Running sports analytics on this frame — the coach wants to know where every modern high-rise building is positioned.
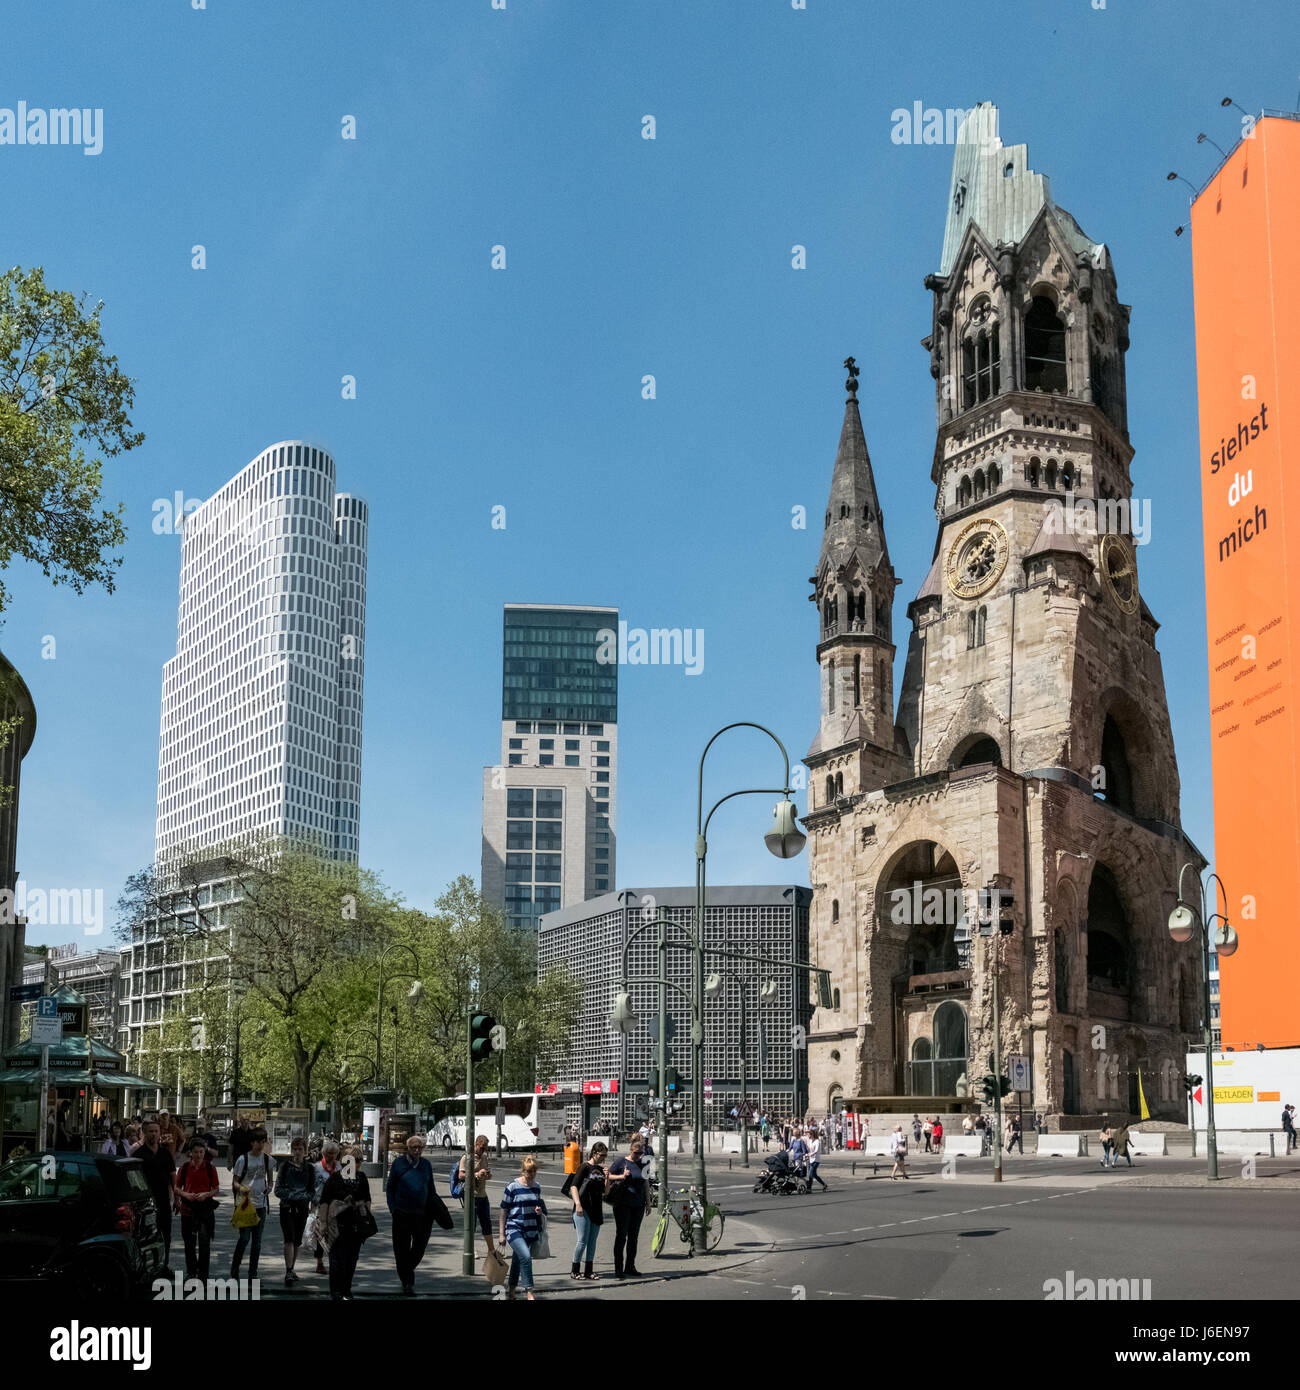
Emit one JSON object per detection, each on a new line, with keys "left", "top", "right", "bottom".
{"left": 124, "top": 441, "right": 367, "bottom": 1100}
{"left": 155, "top": 440, "right": 368, "bottom": 869}
{"left": 482, "top": 604, "right": 618, "bottom": 929}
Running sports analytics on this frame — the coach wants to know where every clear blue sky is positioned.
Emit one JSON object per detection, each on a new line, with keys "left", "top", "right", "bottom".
{"left": 3, "top": 0, "right": 1294, "bottom": 942}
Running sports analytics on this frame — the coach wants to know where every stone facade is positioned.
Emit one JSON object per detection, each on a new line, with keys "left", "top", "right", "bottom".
{"left": 803, "top": 105, "right": 1205, "bottom": 1125}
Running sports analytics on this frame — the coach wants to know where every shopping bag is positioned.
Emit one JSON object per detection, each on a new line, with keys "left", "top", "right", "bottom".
{"left": 302, "top": 1211, "right": 316, "bottom": 1248}
{"left": 533, "top": 1212, "right": 551, "bottom": 1260}
{"left": 231, "top": 1193, "right": 259, "bottom": 1229}
{"left": 483, "top": 1242, "right": 509, "bottom": 1285}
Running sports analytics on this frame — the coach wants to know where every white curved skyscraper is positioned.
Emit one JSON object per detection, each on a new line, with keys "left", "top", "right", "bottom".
{"left": 155, "top": 440, "right": 368, "bottom": 870}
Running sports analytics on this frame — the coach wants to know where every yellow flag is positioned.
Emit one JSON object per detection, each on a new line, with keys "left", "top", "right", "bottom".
{"left": 1137, "top": 1067, "right": 1151, "bottom": 1121}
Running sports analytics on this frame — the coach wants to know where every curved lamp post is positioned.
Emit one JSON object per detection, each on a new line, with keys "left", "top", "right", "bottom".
{"left": 694, "top": 722, "right": 805, "bottom": 1250}
{"left": 1169, "top": 864, "right": 1238, "bottom": 1181}
{"left": 376, "top": 944, "right": 423, "bottom": 1090}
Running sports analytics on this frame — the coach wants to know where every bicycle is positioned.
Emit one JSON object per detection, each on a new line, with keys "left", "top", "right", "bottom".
{"left": 651, "top": 1185, "right": 724, "bottom": 1256}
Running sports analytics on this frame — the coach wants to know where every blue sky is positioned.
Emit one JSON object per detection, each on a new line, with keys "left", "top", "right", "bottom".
{"left": 2, "top": 0, "right": 1294, "bottom": 942}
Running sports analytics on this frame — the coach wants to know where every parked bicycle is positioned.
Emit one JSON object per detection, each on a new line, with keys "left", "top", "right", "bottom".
{"left": 651, "top": 1185, "right": 724, "bottom": 1256}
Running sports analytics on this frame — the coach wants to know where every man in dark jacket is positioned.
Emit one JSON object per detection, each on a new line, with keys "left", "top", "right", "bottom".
{"left": 386, "top": 1133, "right": 437, "bottom": 1295}
{"left": 136, "top": 1119, "right": 178, "bottom": 1268}
{"left": 228, "top": 1115, "right": 253, "bottom": 1171}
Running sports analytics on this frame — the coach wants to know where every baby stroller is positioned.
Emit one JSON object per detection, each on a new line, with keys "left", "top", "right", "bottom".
{"left": 753, "top": 1148, "right": 808, "bottom": 1196}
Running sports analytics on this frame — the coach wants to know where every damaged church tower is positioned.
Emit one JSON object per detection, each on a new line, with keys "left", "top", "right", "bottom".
{"left": 803, "top": 104, "right": 1205, "bottom": 1124}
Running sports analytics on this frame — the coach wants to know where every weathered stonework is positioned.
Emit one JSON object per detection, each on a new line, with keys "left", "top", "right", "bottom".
{"left": 804, "top": 106, "right": 1205, "bottom": 1125}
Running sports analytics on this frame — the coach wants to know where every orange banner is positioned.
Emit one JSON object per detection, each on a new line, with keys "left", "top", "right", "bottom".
{"left": 1191, "top": 115, "right": 1300, "bottom": 1049}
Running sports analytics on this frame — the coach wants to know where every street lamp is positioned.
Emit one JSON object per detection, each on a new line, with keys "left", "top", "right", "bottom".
{"left": 757, "top": 978, "right": 779, "bottom": 1123}
{"left": 694, "top": 722, "right": 805, "bottom": 1251}
{"left": 375, "top": 943, "right": 422, "bottom": 1089}
{"left": 1169, "top": 864, "right": 1238, "bottom": 1181}
{"left": 704, "top": 964, "right": 756, "bottom": 1168}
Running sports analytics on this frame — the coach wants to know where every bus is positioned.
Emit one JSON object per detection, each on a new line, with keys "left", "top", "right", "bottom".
{"left": 424, "top": 1092, "right": 569, "bottom": 1150}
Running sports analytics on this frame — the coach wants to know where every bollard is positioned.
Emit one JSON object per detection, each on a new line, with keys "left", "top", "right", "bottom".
{"left": 851, "top": 1160, "right": 856, "bottom": 1175}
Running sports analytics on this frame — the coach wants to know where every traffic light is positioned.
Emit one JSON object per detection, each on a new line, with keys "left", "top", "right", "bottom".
{"left": 997, "top": 890, "right": 1015, "bottom": 936}
{"left": 664, "top": 1067, "right": 684, "bottom": 1094}
{"left": 647, "top": 1068, "right": 659, "bottom": 1096}
{"left": 1183, "top": 1073, "right": 1202, "bottom": 1096}
{"left": 470, "top": 1012, "right": 497, "bottom": 1062}
{"left": 980, "top": 1073, "right": 1011, "bottom": 1103}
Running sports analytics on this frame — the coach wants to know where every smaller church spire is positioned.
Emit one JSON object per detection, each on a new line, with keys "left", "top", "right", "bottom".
{"left": 818, "top": 356, "right": 889, "bottom": 578}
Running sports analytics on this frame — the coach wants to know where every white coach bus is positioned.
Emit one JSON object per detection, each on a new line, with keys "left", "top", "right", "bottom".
{"left": 424, "top": 1092, "right": 569, "bottom": 1150}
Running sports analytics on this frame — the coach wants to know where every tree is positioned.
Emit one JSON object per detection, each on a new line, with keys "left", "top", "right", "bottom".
{"left": 0, "top": 265, "right": 144, "bottom": 615}
{"left": 387, "top": 877, "right": 581, "bottom": 1106}
{"left": 116, "top": 839, "right": 404, "bottom": 1107}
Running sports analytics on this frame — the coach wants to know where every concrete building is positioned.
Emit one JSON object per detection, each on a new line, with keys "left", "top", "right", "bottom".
{"left": 0, "top": 652, "right": 36, "bottom": 1054}
{"left": 22, "top": 945, "right": 124, "bottom": 1047}
{"left": 123, "top": 441, "right": 368, "bottom": 1094}
{"left": 537, "top": 886, "right": 813, "bottom": 1127}
{"left": 482, "top": 605, "right": 618, "bottom": 928}
{"left": 803, "top": 105, "right": 1204, "bottom": 1125}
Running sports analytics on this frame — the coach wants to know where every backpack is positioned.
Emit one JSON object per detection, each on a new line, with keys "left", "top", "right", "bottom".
{"left": 450, "top": 1161, "right": 465, "bottom": 1201}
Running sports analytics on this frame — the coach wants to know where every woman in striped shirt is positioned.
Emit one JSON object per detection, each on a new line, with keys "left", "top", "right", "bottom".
{"left": 499, "top": 1155, "right": 547, "bottom": 1301}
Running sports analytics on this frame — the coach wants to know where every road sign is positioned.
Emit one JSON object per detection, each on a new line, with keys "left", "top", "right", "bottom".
{"left": 37, "top": 996, "right": 59, "bottom": 1019}
{"left": 32, "top": 1016, "right": 62, "bottom": 1046}
{"left": 8, "top": 983, "right": 41, "bottom": 1003}
{"left": 1007, "top": 1054, "right": 1031, "bottom": 1091}
{"left": 495, "top": 1105, "right": 505, "bottom": 1126}
{"left": 648, "top": 1016, "right": 677, "bottom": 1043}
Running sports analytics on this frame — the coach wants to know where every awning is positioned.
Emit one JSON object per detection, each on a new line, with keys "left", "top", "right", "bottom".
{"left": 0, "top": 1067, "right": 156, "bottom": 1088}
{"left": 90, "top": 1071, "right": 157, "bottom": 1089}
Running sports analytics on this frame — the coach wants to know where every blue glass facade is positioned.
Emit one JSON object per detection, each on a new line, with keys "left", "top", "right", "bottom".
{"left": 501, "top": 607, "right": 617, "bottom": 724}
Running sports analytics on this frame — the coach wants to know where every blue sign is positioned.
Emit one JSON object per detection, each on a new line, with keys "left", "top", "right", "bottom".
{"left": 7, "top": 983, "right": 41, "bottom": 1003}
{"left": 37, "top": 996, "right": 59, "bottom": 1019}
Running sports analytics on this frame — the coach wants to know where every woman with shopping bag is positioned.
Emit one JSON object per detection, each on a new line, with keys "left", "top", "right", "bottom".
{"left": 498, "top": 1155, "right": 547, "bottom": 1301}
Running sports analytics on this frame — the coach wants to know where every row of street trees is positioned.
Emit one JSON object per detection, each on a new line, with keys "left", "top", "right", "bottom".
{"left": 116, "top": 841, "right": 580, "bottom": 1116}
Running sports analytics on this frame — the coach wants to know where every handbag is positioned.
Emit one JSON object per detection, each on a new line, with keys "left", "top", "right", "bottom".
{"left": 427, "top": 1184, "right": 454, "bottom": 1231}
{"left": 483, "top": 1242, "right": 509, "bottom": 1285}
{"left": 533, "top": 1210, "right": 551, "bottom": 1260}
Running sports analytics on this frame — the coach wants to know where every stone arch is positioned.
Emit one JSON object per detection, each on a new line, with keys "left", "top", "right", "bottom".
{"left": 1091, "top": 688, "right": 1165, "bottom": 821}
{"left": 1086, "top": 862, "right": 1132, "bottom": 994}
{"left": 1053, "top": 876, "right": 1081, "bottom": 1014}
{"left": 948, "top": 731, "right": 1004, "bottom": 770}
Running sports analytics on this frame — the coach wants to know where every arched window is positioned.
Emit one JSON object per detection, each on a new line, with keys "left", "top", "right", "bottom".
{"left": 955, "top": 736, "right": 1000, "bottom": 768}
{"left": 1087, "top": 865, "right": 1130, "bottom": 991}
{"left": 976, "top": 606, "right": 987, "bottom": 646}
{"left": 967, "top": 610, "right": 977, "bottom": 649}
{"left": 1025, "top": 293, "right": 1067, "bottom": 392}
{"left": 831, "top": 899, "right": 839, "bottom": 923}
{"left": 961, "top": 339, "right": 977, "bottom": 409}
{"left": 958, "top": 475, "right": 972, "bottom": 506}
{"left": 1061, "top": 460, "right": 1075, "bottom": 490}
{"left": 1098, "top": 714, "right": 1135, "bottom": 814}
{"left": 1045, "top": 461, "right": 1058, "bottom": 490}
{"left": 835, "top": 772, "right": 844, "bottom": 798}
{"left": 833, "top": 988, "right": 841, "bottom": 1010}
{"left": 850, "top": 590, "right": 866, "bottom": 626}
{"left": 827, "top": 658, "right": 835, "bottom": 712}
{"left": 1027, "top": 458, "right": 1041, "bottom": 488}
{"left": 853, "top": 655, "right": 861, "bottom": 706}
{"left": 910, "top": 1003, "right": 968, "bottom": 1096}
{"left": 973, "top": 469, "right": 986, "bottom": 500}
{"left": 1055, "top": 927, "right": 1071, "bottom": 1012}
{"left": 987, "top": 462, "right": 1001, "bottom": 490}
{"left": 840, "top": 503, "right": 849, "bottom": 518}
{"left": 879, "top": 662, "right": 888, "bottom": 711}
{"left": 862, "top": 504, "right": 871, "bottom": 524}
{"left": 825, "top": 775, "right": 835, "bottom": 803}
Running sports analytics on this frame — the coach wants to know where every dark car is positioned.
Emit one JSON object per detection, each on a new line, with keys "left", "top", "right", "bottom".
{"left": 0, "top": 1150, "right": 166, "bottom": 1298}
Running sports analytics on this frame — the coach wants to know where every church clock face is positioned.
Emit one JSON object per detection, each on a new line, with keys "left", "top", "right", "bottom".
{"left": 945, "top": 519, "right": 1009, "bottom": 599}
{"left": 1100, "top": 533, "right": 1139, "bottom": 614}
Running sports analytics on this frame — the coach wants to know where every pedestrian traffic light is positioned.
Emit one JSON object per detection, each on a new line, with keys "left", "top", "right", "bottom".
{"left": 664, "top": 1067, "right": 684, "bottom": 1094}
{"left": 470, "top": 1012, "right": 497, "bottom": 1062}
{"left": 980, "top": 1073, "right": 1011, "bottom": 1103}
{"left": 647, "top": 1068, "right": 659, "bottom": 1096}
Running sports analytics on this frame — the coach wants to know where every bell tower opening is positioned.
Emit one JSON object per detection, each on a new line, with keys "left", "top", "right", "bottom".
{"left": 1024, "top": 293, "right": 1067, "bottom": 393}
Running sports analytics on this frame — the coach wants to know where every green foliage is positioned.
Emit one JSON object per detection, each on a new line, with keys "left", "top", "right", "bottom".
{"left": 0, "top": 265, "right": 143, "bottom": 615}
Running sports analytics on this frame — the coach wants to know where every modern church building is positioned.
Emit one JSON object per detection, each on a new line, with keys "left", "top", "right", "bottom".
{"left": 482, "top": 604, "right": 618, "bottom": 929}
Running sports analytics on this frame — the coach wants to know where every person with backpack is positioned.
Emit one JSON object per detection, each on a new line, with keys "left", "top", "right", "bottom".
{"left": 318, "top": 1144, "right": 373, "bottom": 1301}
{"left": 230, "top": 1129, "right": 276, "bottom": 1281}
{"left": 567, "top": 1141, "right": 607, "bottom": 1280}
{"left": 889, "top": 1124, "right": 909, "bottom": 1180}
{"left": 174, "top": 1135, "right": 221, "bottom": 1282}
{"left": 499, "top": 1155, "right": 548, "bottom": 1301}
{"left": 456, "top": 1135, "right": 494, "bottom": 1267}
{"left": 386, "top": 1131, "right": 439, "bottom": 1295}
{"left": 275, "top": 1135, "right": 315, "bottom": 1286}
{"left": 310, "top": 1139, "right": 340, "bottom": 1275}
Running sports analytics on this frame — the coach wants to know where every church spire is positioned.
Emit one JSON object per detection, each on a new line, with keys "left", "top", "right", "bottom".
{"left": 819, "top": 356, "right": 889, "bottom": 578}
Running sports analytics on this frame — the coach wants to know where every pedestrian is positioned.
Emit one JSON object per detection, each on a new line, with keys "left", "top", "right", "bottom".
{"left": 922, "top": 1117, "right": 933, "bottom": 1153}
{"left": 760, "top": 1114, "right": 771, "bottom": 1150}
{"left": 889, "top": 1124, "right": 909, "bottom": 1180}
{"left": 1282, "top": 1105, "right": 1297, "bottom": 1155}
{"left": 568, "top": 1140, "right": 607, "bottom": 1281}
{"left": 100, "top": 1120, "right": 129, "bottom": 1158}
{"left": 1112, "top": 1125, "right": 1133, "bottom": 1168}
{"left": 912, "top": 1113, "right": 922, "bottom": 1147}
{"left": 311, "top": 1139, "right": 341, "bottom": 1274}
{"left": 318, "top": 1144, "right": 373, "bottom": 1301}
{"left": 174, "top": 1135, "right": 221, "bottom": 1283}
{"left": 230, "top": 1128, "right": 275, "bottom": 1281}
{"left": 789, "top": 1126, "right": 809, "bottom": 1179}
{"left": 1034, "top": 1111, "right": 1045, "bottom": 1136}
{"left": 458, "top": 1135, "right": 495, "bottom": 1267}
{"left": 124, "top": 1121, "right": 141, "bottom": 1151}
{"left": 275, "top": 1135, "right": 315, "bottom": 1286}
{"left": 606, "top": 1135, "right": 649, "bottom": 1280}
{"left": 499, "top": 1155, "right": 547, "bottom": 1301}
{"left": 136, "top": 1119, "right": 178, "bottom": 1268}
{"left": 193, "top": 1113, "right": 220, "bottom": 1165}
{"left": 55, "top": 1100, "right": 76, "bottom": 1150}
{"left": 808, "top": 1128, "right": 828, "bottom": 1190}
{"left": 932, "top": 1117, "right": 944, "bottom": 1152}
{"left": 1098, "top": 1121, "right": 1114, "bottom": 1169}
{"left": 157, "top": 1109, "right": 183, "bottom": 1157}
{"left": 1007, "top": 1114, "right": 1023, "bottom": 1155}
{"left": 228, "top": 1114, "right": 253, "bottom": 1172}
{"left": 962, "top": 1113, "right": 974, "bottom": 1139}
{"left": 387, "top": 1131, "right": 437, "bottom": 1295}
